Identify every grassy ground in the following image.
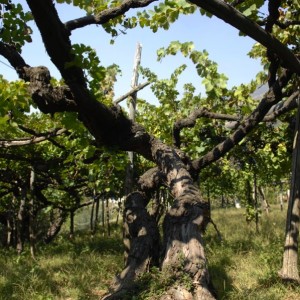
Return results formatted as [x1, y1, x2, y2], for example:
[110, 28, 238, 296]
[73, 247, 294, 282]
[206, 205, 300, 300]
[0, 227, 124, 300]
[0, 205, 299, 299]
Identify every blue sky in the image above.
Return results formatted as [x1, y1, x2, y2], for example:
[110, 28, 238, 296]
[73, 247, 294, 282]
[1, 1, 264, 105]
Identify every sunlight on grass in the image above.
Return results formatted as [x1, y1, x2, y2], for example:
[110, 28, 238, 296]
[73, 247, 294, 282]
[0, 232, 123, 300]
[0, 205, 299, 299]
[205, 205, 300, 300]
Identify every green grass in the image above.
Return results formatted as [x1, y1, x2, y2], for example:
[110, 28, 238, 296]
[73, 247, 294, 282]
[0, 230, 123, 300]
[205, 205, 300, 300]
[0, 205, 299, 299]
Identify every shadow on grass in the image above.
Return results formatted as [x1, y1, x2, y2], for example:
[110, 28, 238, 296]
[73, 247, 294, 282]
[0, 253, 65, 300]
[0, 229, 124, 300]
[208, 254, 234, 300]
[258, 271, 300, 290]
[39, 228, 124, 257]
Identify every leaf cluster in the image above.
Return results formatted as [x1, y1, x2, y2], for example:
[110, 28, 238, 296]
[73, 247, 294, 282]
[0, 1, 33, 50]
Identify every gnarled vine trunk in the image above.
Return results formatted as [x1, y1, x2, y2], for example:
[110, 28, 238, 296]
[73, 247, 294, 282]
[161, 203, 214, 300]
[104, 142, 215, 299]
[9, 1, 295, 298]
[104, 192, 160, 299]
[152, 140, 214, 299]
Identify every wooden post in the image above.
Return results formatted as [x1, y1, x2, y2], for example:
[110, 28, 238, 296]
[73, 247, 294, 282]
[102, 197, 105, 235]
[253, 169, 259, 233]
[124, 43, 142, 195]
[94, 196, 100, 233]
[129, 42, 142, 123]
[90, 198, 95, 232]
[106, 198, 111, 237]
[279, 100, 300, 282]
[69, 210, 74, 239]
[29, 167, 36, 259]
[16, 189, 26, 254]
[279, 182, 284, 211]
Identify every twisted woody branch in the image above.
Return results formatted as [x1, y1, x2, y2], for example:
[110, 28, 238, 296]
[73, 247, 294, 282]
[192, 70, 293, 170]
[173, 90, 300, 149]
[22, 1, 215, 298]
[0, 128, 67, 148]
[64, 0, 158, 32]
[188, 0, 300, 74]
[0, 0, 297, 298]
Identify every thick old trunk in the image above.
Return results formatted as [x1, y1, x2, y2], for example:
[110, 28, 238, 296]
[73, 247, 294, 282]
[161, 233, 213, 299]
[160, 200, 214, 299]
[15, 2, 217, 297]
[104, 142, 215, 299]
[104, 192, 159, 299]
[148, 139, 214, 298]
[104, 194, 215, 300]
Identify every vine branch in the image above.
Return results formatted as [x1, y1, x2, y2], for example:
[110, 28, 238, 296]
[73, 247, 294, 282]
[65, 0, 158, 31]
[0, 128, 67, 148]
[191, 69, 292, 171]
[188, 0, 300, 74]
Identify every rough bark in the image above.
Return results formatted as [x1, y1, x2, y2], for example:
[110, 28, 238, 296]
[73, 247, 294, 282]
[105, 143, 213, 298]
[104, 192, 160, 299]
[279, 103, 300, 283]
[2, 1, 293, 298]
[161, 208, 215, 300]
[151, 140, 214, 299]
